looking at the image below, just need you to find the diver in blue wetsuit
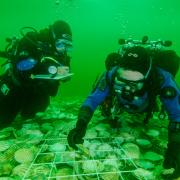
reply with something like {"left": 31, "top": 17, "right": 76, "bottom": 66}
{"left": 68, "top": 46, "right": 180, "bottom": 179}
{"left": 0, "top": 20, "right": 73, "bottom": 128}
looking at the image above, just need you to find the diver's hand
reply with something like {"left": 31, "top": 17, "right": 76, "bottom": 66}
{"left": 68, "top": 128, "right": 84, "bottom": 150}
{"left": 68, "top": 106, "right": 93, "bottom": 150}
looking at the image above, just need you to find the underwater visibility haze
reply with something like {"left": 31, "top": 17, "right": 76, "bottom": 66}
{"left": 0, "top": 0, "right": 180, "bottom": 179}
{"left": 0, "top": 0, "right": 180, "bottom": 97}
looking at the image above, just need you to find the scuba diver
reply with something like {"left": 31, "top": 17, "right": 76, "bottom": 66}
{"left": 96, "top": 38, "right": 180, "bottom": 128}
{"left": 0, "top": 20, "right": 73, "bottom": 129}
{"left": 68, "top": 37, "right": 180, "bottom": 179}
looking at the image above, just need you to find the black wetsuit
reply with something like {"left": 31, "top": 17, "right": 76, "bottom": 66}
{"left": 0, "top": 29, "right": 70, "bottom": 128}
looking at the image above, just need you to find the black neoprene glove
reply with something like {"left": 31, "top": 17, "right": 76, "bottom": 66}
{"left": 163, "top": 121, "right": 180, "bottom": 179}
{"left": 67, "top": 106, "right": 93, "bottom": 149}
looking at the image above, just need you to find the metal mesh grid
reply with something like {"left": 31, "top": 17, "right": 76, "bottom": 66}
{"left": 20, "top": 135, "right": 147, "bottom": 180}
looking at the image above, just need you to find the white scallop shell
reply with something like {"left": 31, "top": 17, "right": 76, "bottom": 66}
{"left": 12, "top": 164, "right": 29, "bottom": 177}
{"left": 29, "top": 165, "right": 51, "bottom": 177}
{"left": 100, "top": 172, "right": 120, "bottom": 180}
{"left": 0, "top": 141, "right": 12, "bottom": 152}
{"left": 14, "top": 148, "right": 34, "bottom": 163}
{"left": 82, "top": 160, "right": 104, "bottom": 174}
{"left": 49, "top": 143, "right": 66, "bottom": 152}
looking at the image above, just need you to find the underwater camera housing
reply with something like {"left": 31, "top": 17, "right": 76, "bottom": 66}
{"left": 118, "top": 36, "right": 172, "bottom": 56}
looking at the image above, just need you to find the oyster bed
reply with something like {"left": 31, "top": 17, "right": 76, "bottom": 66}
{"left": 0, "top": 97, "right": 169, "bottom": 179}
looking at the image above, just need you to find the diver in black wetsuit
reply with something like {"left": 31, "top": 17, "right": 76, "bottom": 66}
{"left": 0, "top": 20, "right": 73, "bottom": 128}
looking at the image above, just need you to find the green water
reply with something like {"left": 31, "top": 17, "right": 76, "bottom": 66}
{"left": 0, "top": 0, "right": 180, "bottom": 97}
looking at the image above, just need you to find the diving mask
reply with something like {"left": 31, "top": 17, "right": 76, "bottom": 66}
{"left": 55, "top": 38, "right": 72, "bottom": 54}
{"left": 114, "top": 69, "right": 145, "bottom": 101}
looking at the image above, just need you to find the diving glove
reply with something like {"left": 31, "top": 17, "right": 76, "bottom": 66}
{"left": 68, "top": 128, "right": 85, "bottom": 149}
{"left": 163, "top": 122, "right": 180, "bottom": 179}
{"left": 67, "top": 106, "right": 93, "bottom": 149}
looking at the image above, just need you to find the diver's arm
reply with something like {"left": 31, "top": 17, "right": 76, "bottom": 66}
{"left": 68, "top": 72, "right": 112, "bottom": 149}
{"left": 76, "top": 72, "right": 111, "bottom": 127}
{"left": 159, "top": 68, "right": 180, "bottom": 178}
{"left": 159, "top": 68, "right": 180, "bottom": 122}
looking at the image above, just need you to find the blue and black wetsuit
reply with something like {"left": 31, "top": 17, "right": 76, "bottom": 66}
{"left": 76, "top": 66, "right": 180, "bottom": 178}
{"left": 82, "top": 67, "right": 180, "bottom": 121}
